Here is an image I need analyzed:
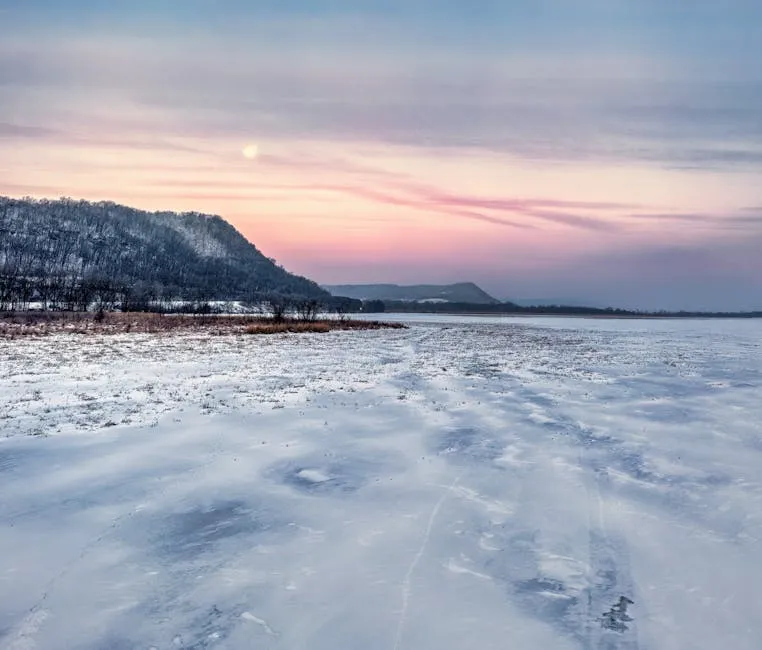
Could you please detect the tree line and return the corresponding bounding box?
[380,299,762,318]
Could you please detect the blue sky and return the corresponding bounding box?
[1,0,761,309]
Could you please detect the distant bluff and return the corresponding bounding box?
[323,282,500,305]
[0,196,327,304]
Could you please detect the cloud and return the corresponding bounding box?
[631,209,762,232]
[2,20,762,171]
[256,153,411,181]
[521,209,622,232]
[328,180,627,232]
[0,122,55,138]
[127,150,634,232]
[391,184,636,212]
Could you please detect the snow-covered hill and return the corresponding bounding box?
[0,196,327,305]
[324,282,500,304]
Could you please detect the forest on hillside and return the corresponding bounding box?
[0,196,334,311]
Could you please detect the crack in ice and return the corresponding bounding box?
[392,475,461,650]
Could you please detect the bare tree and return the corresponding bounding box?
[331,297,357,321]
[295,298,321,321]
[265,296,291,322]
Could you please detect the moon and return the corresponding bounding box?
[242,144,259,160]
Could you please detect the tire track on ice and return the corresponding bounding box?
[509,382,641,649]
[392,475,461,650]
[582,461,640,650]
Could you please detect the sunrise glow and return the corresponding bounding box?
[1,2,760,310]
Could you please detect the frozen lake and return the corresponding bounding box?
[1,316,760,649]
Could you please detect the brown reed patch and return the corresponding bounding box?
[0,311,405,338]
[244,322,332,335]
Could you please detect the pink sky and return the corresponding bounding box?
[2,4,762,309]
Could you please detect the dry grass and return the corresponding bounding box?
[0,311,405,338]
[243,321,332,334]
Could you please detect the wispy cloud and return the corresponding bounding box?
[2,22,762,170]
[631,209,762,232]
[314,180,628,232]
[0,122,55,138]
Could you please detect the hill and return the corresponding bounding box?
[0,196,328,309]
[324,282,500,304]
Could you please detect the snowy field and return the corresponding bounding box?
[1,315,760,649]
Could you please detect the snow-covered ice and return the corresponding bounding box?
[1,315,760,649]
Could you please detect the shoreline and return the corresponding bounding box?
[453,313,758,320]
[362,311,762,320]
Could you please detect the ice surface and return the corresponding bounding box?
[1,316,760,649]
